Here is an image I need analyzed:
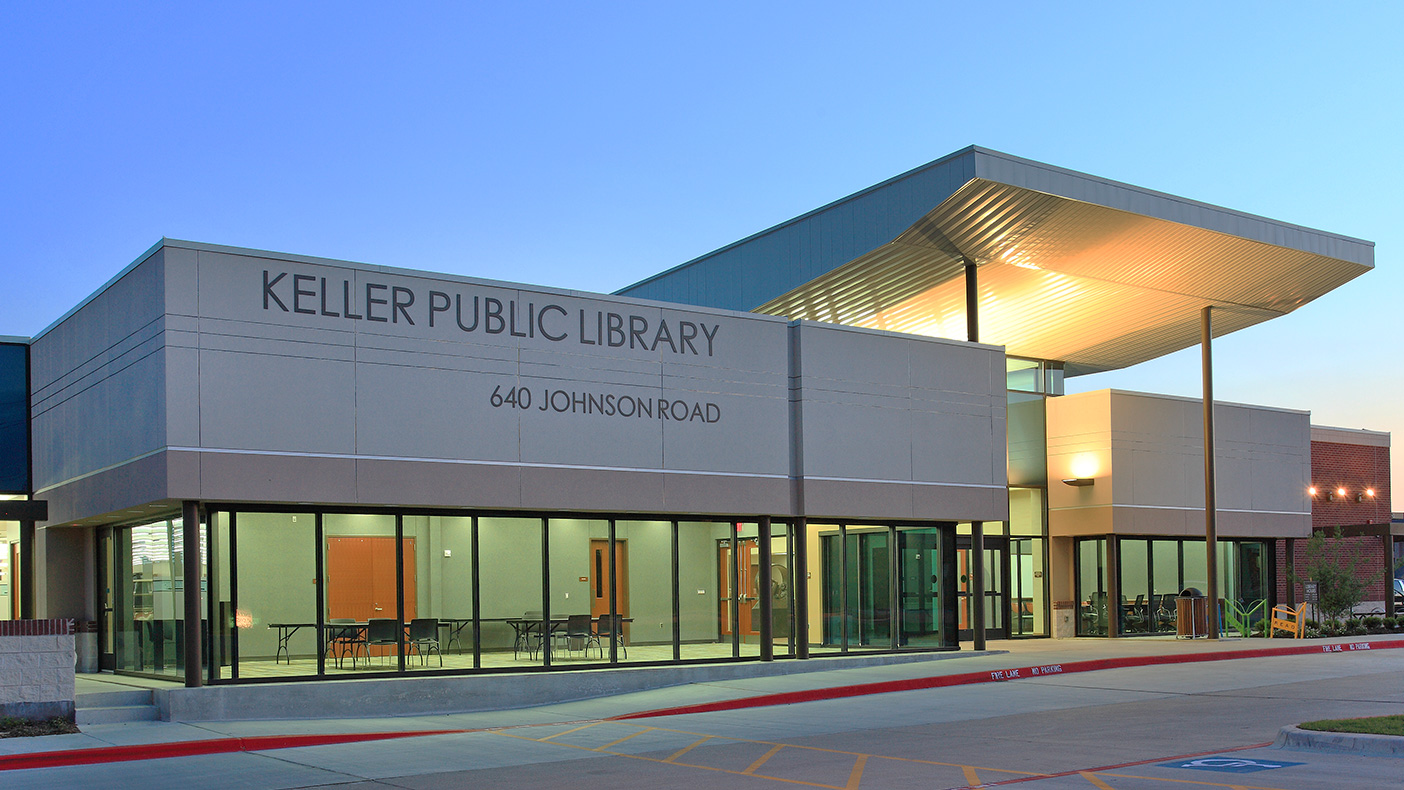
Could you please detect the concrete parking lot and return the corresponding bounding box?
[4,638,1402,789]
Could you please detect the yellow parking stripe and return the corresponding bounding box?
[537,722,600,741]
[665,736,712,763]
[744,744,786,774]
[1081,772,1115,789]
[642,724,1044,777]
[962,765,980,785]
[846,754,867,789]
[595,727,654,750]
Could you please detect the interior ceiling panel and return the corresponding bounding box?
[756,179,1371,375]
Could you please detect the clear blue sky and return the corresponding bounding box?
[3,3,1400,492]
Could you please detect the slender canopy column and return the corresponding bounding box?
[1202,307,1220,640]
[965,258,986,651]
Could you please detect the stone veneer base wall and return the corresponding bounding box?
[0,619,76,722]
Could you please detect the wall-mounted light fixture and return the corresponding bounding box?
[1061,477,1095,487]
[1308,486,1317,497]
[1356,488,1376,503]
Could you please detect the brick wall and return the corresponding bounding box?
[1310,441,1391,527]
[1281,532,1392,606]
[0,618,76,722]
[1275,437,1394,614]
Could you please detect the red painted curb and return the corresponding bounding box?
[0,729,462,771]
[612,638,1404,720]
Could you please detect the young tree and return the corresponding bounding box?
[1292,528,1386,624]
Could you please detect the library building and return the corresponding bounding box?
[0,147,1388,689]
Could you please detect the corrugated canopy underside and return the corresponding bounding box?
[756,178,1371,376]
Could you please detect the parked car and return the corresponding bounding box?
[1395,578,1404,609]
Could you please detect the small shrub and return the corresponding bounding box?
[1321,622,1340,637]
[1347,620,1368,636]
[1304,627,1323,639]
[1384,616,1399,630]
[1305,618,1321,630]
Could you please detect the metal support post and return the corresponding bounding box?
[971,521,986,651]
[758,517,773,661]
[793,519,809,659]
[181,501,203,688]
[1202,307,1220,640]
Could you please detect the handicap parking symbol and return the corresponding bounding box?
[1160,756,1303,774]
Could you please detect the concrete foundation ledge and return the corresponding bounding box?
[159,650,999,722]
[1274,725,1404,757]
[0,700,75,723]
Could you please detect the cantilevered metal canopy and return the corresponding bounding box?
[619,147,1374,375]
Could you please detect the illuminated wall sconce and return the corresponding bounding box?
[1356,488,1375,503]
[1061,477,1095,487]
[1308,486,1317,497]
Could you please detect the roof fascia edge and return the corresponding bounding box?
[33,238,169,342]
[969,148,1374,265]
[614,146,981,294]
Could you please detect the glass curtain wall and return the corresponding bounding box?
[541,518,615,667]
[477,517,544,668]
[227,512,314,678]
[613,520,672,663]
[197,509,950,683]
[1008,488,1046,636]
[1075,538,1109,636]
[112,515,206,678]
[811,522,954,653]
[766,522,795,658]
[678,520,732,661]
[1116,538,1272,635]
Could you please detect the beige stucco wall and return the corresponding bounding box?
[1047,389,1310,539]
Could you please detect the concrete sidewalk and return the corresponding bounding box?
[9,633,1399,763]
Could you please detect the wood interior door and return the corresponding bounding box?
[326,536,416,655]
[718,539,757,637]
[588,539,629,640]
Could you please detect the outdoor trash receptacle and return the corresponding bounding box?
[1176,587,1207,638]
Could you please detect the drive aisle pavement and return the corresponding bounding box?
[2,633,1402,789]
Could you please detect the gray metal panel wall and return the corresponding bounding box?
[33,240,1012,527]
[29,250,168,496]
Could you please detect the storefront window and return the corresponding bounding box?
[130,508,956,682]
[1076,538,1108,636]
[1109,538,1273,636]
[231,512,314,679]
[113,516,205,678]
[612,520,673,663]
[478,517,544,667]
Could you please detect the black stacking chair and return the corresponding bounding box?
[326,618,365,669]
[408,618,442,666]
[366,618,401,666]
[595,613,626,659]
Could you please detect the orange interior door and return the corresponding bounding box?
[718,539,756,637]
[588,539,629,640]
[738,539,755,636]
[326,537,416,655]
[957,548,970,631]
